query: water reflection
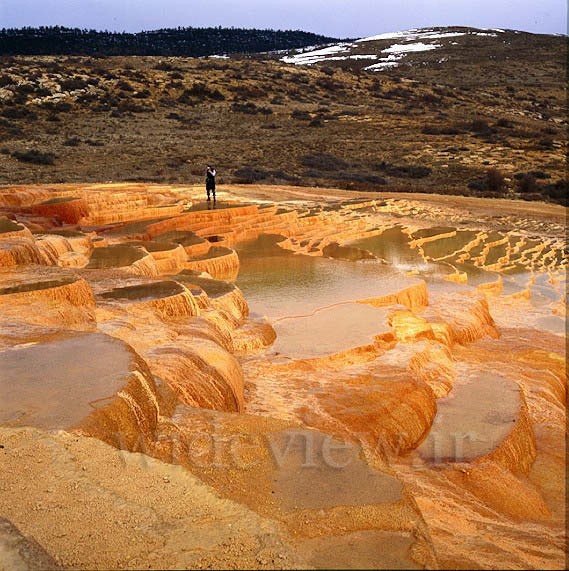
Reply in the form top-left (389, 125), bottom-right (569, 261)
top-left (235, 234), bottom-right (418, 321)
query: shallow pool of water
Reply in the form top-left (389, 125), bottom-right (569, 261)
top-left (235, 234), bottom-right (420, 321)
top-left (0, 333), bottom-right (134, 430)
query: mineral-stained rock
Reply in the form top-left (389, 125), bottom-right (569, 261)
top-left (0, 182), bottom-right (565, 570)
top-left (184, 246), bottom-right (240, 280)
top-left (97, 279), bottom-right (200, 320)
top-left (86, 243), bottom-right (158, 276)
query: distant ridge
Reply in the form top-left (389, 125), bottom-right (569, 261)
top-left (0, 26), bottom-right (343, 57)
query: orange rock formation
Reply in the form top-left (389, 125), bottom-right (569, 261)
top-left (0, 182), bottom-right (565, 570)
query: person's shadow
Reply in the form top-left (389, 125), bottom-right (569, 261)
top-left (207, 201), bottom-right (217, 210)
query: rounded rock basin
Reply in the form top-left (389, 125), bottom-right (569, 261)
top-left (98, 280), bottom-right (185, 302)
top-left (0, 275), bottom-right (77, 296)
top-left (171, 271), bottom-right (235, 298)
top-left (126, 240), bottom-right (179, 253)
top-left (0, 218), bottom-right (25, 234)
top-left (235, 234), bottom-right (422, 321)
top-left (101, 217), bottom-right (170, 237)
top-left (273, 303), bottom-right (390, 359)
top-left (156, 231), bottom-right (206, 247)
top-left (189, 246), bottom-right (233, 261)
top-left (32, 229), bottom-right (86, 238)
top-left (86, 244), bottom-right (146, 269)
top-left (0, 332), bottom-right (136, 430)
top-left (416, 372), bottom-right (520, 464)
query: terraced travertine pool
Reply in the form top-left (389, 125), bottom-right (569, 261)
top-left (0, 333), bottom-right (134, 430)
top-left (234, 234), bottom-right (421, 321)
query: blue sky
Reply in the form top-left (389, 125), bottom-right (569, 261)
top-left (1, 0), bottom-right (566, 37)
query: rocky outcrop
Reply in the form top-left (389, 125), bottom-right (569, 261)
top-left (35, 233), bottom-right (92, 267)
top-left (31, 197), bottom-right (89, 225)
top-left (0, 238), bottom-right (46, 267)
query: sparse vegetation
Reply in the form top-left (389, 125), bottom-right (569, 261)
top-left (0, 27), bottom-right (565, 205)
top-left (12, 149), bottom-right (56, 165)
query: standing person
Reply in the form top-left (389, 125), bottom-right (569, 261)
top-left (206, 165), bottom-right (217, 202)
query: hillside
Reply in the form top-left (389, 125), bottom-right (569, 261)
top-left (0, 26), bottom-right (341, 57)
top-left (0, 26), bottom-right (566, 203)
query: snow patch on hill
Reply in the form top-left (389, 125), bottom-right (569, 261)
top-left (357, 29), bottom-right (466, 42)
top-left (280, 28), bottom-right (506, 70)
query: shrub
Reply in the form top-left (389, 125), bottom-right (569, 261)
top-left (12, 149), bottom-right (56, 165)
top-left (229, 85), bottom-right (265, 99)
top-left (233, 168), bottom-right (269, 183)
top-left (117, 101), bottom-right (150, 113)
top-left (316, 77), bottom-right (342, 91)
top-left (34, 86), bottom-right (52, 97)
top-left (374, 162), bottom-right (432, 179)
top-left (60, 78), bottom-right (89, 91)
top-left (467, 179), bottom-right (487, 192)
top-left (495, 118), bottom-right (515, 128)
top-left (300, 153), bottom-right (348, 171)
top-left (514, 171), bottom-right (550, 181)
top-left (76, 93), bottom-right (98, 104)
top-left (63, 136), bottom-right (81, 147)
top-left (116, 80), bottom-right (134, 92)
top-left (543, 180), bottom-right (568, 204)
top-left (291, 109), bottom-right (311, 121)
top-left (231, 102), bottom-right (259, 114)
top-left (422, 124), bottom-right (462, 135)
top-left (420, 93), bottom-right (443, 105)
top-left (529, 170), bottom-right (550, 179)
top-left (516, 173), bottom-right (538, 194)
top-left (384, 87), bottom-right (414, 99)
top-left (0, 75), bottom-right (13, 87)
top-left (486, 168), bottom-right (506, 191)
top-left (232, 167), bottom-right (298, 184)
top-left (179, 84), bottom-right (225, 104)
top-left (15, 83), bottom-right (36, 95)
top-left (42, 101), bottom-right (72, 113)
top-left (133, 89), bottom-right (151, 99)
top-left (1, 106), bottom-right (36, 120)
top-left (470, 118), bottom-right (492, 133)
top-left (334, 172), bottom-right (387, 185)
top-left (154, 62), bottom-right (180, 72)
top-left (537, 137), bottom-right (554, 149)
